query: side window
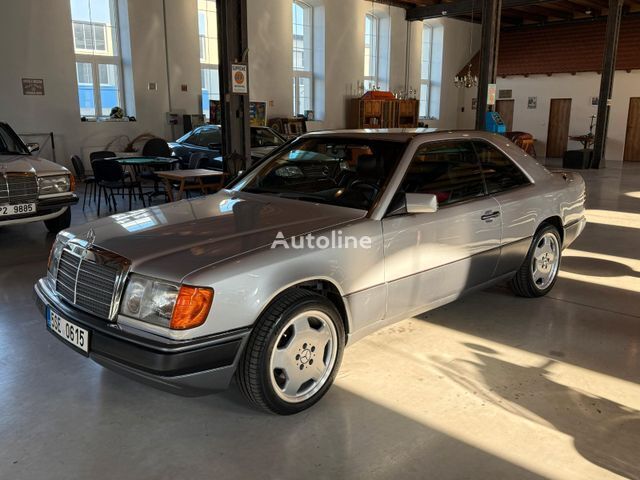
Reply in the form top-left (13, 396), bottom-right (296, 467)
top-left (473, 141), bottom-right (531, 194)
top-left (401, 141), bottom-right (485, 206)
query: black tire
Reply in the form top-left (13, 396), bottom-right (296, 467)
top-left (44, 208), bottom-right (71, 233)
top-left (237, 289), bottom-right (345, 415)
top-left (510, 223), bottom-right (562, 298)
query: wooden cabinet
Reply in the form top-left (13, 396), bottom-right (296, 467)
top-left (350, 97), bottom-right (419, 129)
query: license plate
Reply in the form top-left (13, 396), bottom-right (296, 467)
top-left (47, 309), bottom-right (90, 353)
top-left (0, 203), bottom-right (36, 217)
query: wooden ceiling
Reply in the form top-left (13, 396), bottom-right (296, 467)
top-left (373, 0), bottom-right (640, 27)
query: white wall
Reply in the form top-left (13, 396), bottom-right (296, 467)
top-left (457, 71), bottom-right (640, 161)
top-left (0, 0), bottom-right (474, 168)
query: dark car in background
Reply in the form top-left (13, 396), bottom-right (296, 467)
top-left (169, 125), bottom-right (286, 169)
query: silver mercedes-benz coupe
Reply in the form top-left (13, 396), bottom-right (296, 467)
top-left (35, 129), bottom-right (586, 414)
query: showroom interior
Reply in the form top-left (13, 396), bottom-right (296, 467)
top-left (0, 0), bottom-right (639, 477)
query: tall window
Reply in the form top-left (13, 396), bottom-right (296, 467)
top-left (363, 13), bottom-right (379, 91)
top-left (70, 0), bottom-right (125, 117)
top-left (419, 22), bottom-right (443, 119)
top-left (198, 0), bottom-right (220, 119)
top-left (292, 1), bottom-right (313, 116)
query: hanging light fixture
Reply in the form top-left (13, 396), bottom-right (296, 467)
top-left (454, 0), bottom-right (479, 89)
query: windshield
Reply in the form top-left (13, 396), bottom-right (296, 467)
top-left (0, 124), bottom-right (28, 155)
top-left (234, 137), bottom-right (406, 210)
top-left (251, 128), bottom-right (285, 148)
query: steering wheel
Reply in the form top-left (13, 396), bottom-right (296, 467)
top-left (349, 179), bottom-right (380, 201)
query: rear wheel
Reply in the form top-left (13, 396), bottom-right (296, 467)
top-left (237, 289), bottom-right (345, 415)
top-left (44, 208), bottom-right (71, 233)
top-left (510, 224), bottom-right (562, 297)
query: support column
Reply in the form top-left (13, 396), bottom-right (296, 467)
top-left (216, 0), bottom-right (251, 175)
top-left (592, 0), bottom-right (624, 169)
top-left (475, 0), bottom-right (502, 130)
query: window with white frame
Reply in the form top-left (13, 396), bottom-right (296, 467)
top-left (198, 0), bottom-right (220, 119)
top-left (363, 13), bottom-right (379, 91)
top-left (292, 1), bottom-right (313, 116)
top-left (419, 22), bottom-right (444, 119)
top-left (70, 0), bottom-right (126, 117)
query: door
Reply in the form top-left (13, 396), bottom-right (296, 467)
top-left (624, 98), bottom-right (640, 162)
top-left (546, 98), bottom-right (572, 158)
top-left (496, 100), bottom-right (515, 131)
top-left (382, 140), bottom-right (502, 320)
top-left (473, 140), bottom-right (537, 276)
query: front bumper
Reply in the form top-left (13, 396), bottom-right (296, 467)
top-left (0, 194), bottom-right (78, 225)
top-left (34, 278), bottom-right (250, 396)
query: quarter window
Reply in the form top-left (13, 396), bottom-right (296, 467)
top-left (401, 141), bottom-right (485, 206)
top-left (473, 141), bottom-right (530, 194)
top-left (70, 0), bottom-right (126, 117)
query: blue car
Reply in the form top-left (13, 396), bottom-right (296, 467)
top-left (169, 125), bottom-right (286, 169)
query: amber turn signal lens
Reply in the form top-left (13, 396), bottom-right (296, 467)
top-left (170, 286), bottom-right (214, 330)
top-left (70, 174), bottom-right (76, 192)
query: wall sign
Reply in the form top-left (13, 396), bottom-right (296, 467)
top-left (528, 97), bottom-right (537, 109)
top-left (498, 89), bottom-right (513, 99)
top-left (487, 84), bottom-right (497, 106)
top-left (231, 64), bottom-right (248, 94)
top-left (22, 78), bottom-right (45, 95)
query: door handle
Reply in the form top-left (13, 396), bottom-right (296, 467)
top-left (481, 211), bottom-right (501, 221)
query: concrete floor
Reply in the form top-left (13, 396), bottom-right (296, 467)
top-left (1, 162), bottom-right (639, 480)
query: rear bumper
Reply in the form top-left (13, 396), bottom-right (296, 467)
top-left (563, 216), bottom-right (587, 249)
top-left (34, 278), bottom-right (250, 396)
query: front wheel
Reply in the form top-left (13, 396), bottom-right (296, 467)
top-left (44, 208), bottom-right (71, 233)
top-left (510, 224), bottom-right (562, 297)
top-left (237, 289), bottom-right (345, 415)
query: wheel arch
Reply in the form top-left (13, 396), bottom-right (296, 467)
top-left (255, 278), bottom-right (352, 339)
top-left (539, 215), bottom-right (564, 244)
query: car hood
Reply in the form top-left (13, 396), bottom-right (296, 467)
top-left (63, 190), bottom-right (366, 282)
top-left (0, 154), bottom-right (69, 175)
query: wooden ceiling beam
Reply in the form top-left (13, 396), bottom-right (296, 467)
top-left (515, 4), bottom-right (574, 18)
top-left (406, 0), bottom-right (560, 19)
top-left (504, 7), bottom-right (548, 20)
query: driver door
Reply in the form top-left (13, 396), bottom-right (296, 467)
top-left (382, 140), bottom-right (502, 320)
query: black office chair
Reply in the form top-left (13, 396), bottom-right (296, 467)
top-left (142, 138), bottom-right (172, 158)
top-left (89, 150), bottom-right (117, 161)
top-left (141, 138), bottom-right (173, 202)
top-left (92, 159), bottom-right (146, 215)
top-left (70, 155), bottom-right (96, 210)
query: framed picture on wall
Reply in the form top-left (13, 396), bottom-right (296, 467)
top-left (471, 98), bottom-right (477, 110)
top-left (591, 97), bottom-right (599, 106)
top-left (528, 97), bottom-right (537, 109)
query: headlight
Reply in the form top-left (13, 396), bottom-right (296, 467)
top-left (38, 175), bottom-right (73, 195)
top-left (47, 234), bottom-right (71, 278)
top-left (120, 274), bottom-right (213, 330)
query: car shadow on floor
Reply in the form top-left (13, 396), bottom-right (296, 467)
top-left (431, 344), bottom-right (640, 480)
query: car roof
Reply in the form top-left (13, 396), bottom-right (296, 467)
top-left (302, 128), bottom-right (505, 143)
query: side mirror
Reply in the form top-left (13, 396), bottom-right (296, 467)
top-left (405, 193), bottom-right (438, 214)
top-left (26, 143), bottom-right (40, 153)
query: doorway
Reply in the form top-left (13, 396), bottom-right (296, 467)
top-left (546, 98), bottom-right (572, 158)
top-left (624, 97), bottom-right (640, 162)
top-left (496, 100), bottom-right (515, 131)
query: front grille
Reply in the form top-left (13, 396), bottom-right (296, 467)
top-left (55, 248), bottom-right (120, 320)
top-left (0, 173), bottom-right (38, 205)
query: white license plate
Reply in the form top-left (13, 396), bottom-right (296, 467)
top-left (47, 309), bottom-right (90, 353)
top-left (0, 203), bottom-right (36, 217)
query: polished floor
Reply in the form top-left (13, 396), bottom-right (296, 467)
top-left (1, 162), bottom-right (639, 480)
